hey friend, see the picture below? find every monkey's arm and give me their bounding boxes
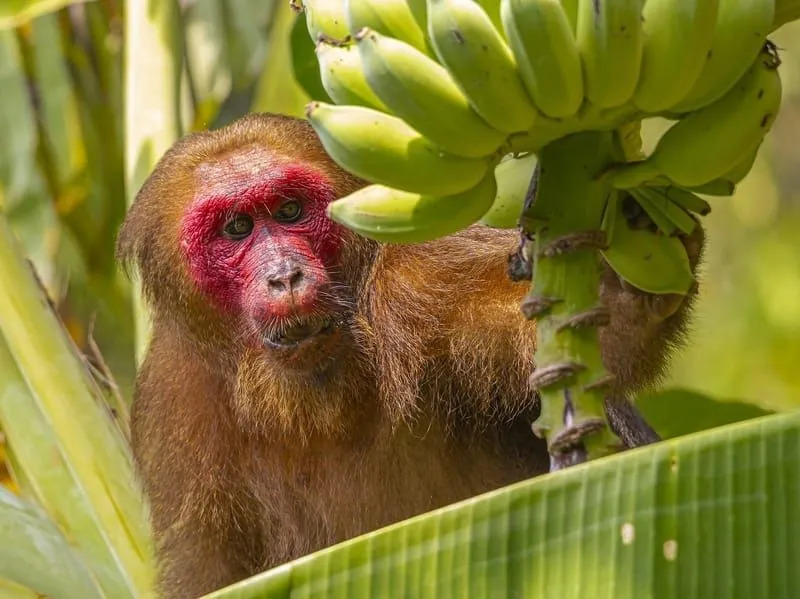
[414,224,704,444]
[131,327,263,598]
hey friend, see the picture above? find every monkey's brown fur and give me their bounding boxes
[118,114,701,598]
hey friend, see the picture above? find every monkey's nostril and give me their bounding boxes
[267,268,303,293]
[288,269,303,287]
[267,278,287,292]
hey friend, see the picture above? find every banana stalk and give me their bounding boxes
[520,131,620,468]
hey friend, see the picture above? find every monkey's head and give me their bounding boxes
[118,114,371,376]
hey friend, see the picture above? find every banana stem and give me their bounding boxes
[521,130,621,470]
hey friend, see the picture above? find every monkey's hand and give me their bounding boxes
[598,194,705,397]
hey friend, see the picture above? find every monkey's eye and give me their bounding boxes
[222,213,254,240]
[274,200,302,223]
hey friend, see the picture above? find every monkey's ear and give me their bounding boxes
[116,182,162,281]
[116,207,145,279]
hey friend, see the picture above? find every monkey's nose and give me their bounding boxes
[267,267,304,294]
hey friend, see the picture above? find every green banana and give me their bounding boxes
[480,152,538,228]
[426,0,538,133]
[721,142,762,184]
[628,190,676,236]
[684,142,761,196]
[631,187,697,236]
[576,0,644,108]
[609,44,782,189]
[327,173,497,243]
[306,102,490,196]
[500,0,584,119]
[316,39,388,111]
[601,195,694,296]
[354,29,505,158]
[345,0,430,54]
[653,187,712,217]
[671,0,775,113]
[687,146,760,196]
[633,0,719,113]
[684,179,736,197]
[303,0,350,41]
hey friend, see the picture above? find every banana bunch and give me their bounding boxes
[325,151,536,242]
[608,42,782,191]
[298,0,783,244]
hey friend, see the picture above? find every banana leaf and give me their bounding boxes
[0,214,155,597]
[205,410,800,598]
[0,486,101,598]
[0,334,139,598]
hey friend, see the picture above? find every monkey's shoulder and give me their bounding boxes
[379,225,519,283]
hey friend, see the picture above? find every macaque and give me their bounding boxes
[117,113,702,598]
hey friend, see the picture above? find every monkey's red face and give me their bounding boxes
[180,147,349,359]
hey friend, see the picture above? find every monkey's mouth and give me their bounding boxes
[262,316,335,349]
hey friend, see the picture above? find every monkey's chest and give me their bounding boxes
[244,421,543,566]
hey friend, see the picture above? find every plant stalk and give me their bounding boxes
[520,130,621,470]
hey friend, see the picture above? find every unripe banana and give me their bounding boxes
[653,187,712,217]
[306,102,490,196]
[671,0,775,113]
[500,0,583,119]
[631,187,697,236]
[355,29,505,159]
[303,0,350,41]
[481,152,538,228]
[686,143,761,196]
[633,0,719,113]
[721,142,761,184]
[426,0,538,133]
[327,173,497,243]
[685,179,736,197]
[609,45,782,189]
[316,40,388,111]
[345,0,429,54]
[576,0,644,108]
[601,195,694,296]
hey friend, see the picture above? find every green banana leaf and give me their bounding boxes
[0,335,138,598]
[0,486,100,598]
[0,213,155,597]
[206,410,800,598]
